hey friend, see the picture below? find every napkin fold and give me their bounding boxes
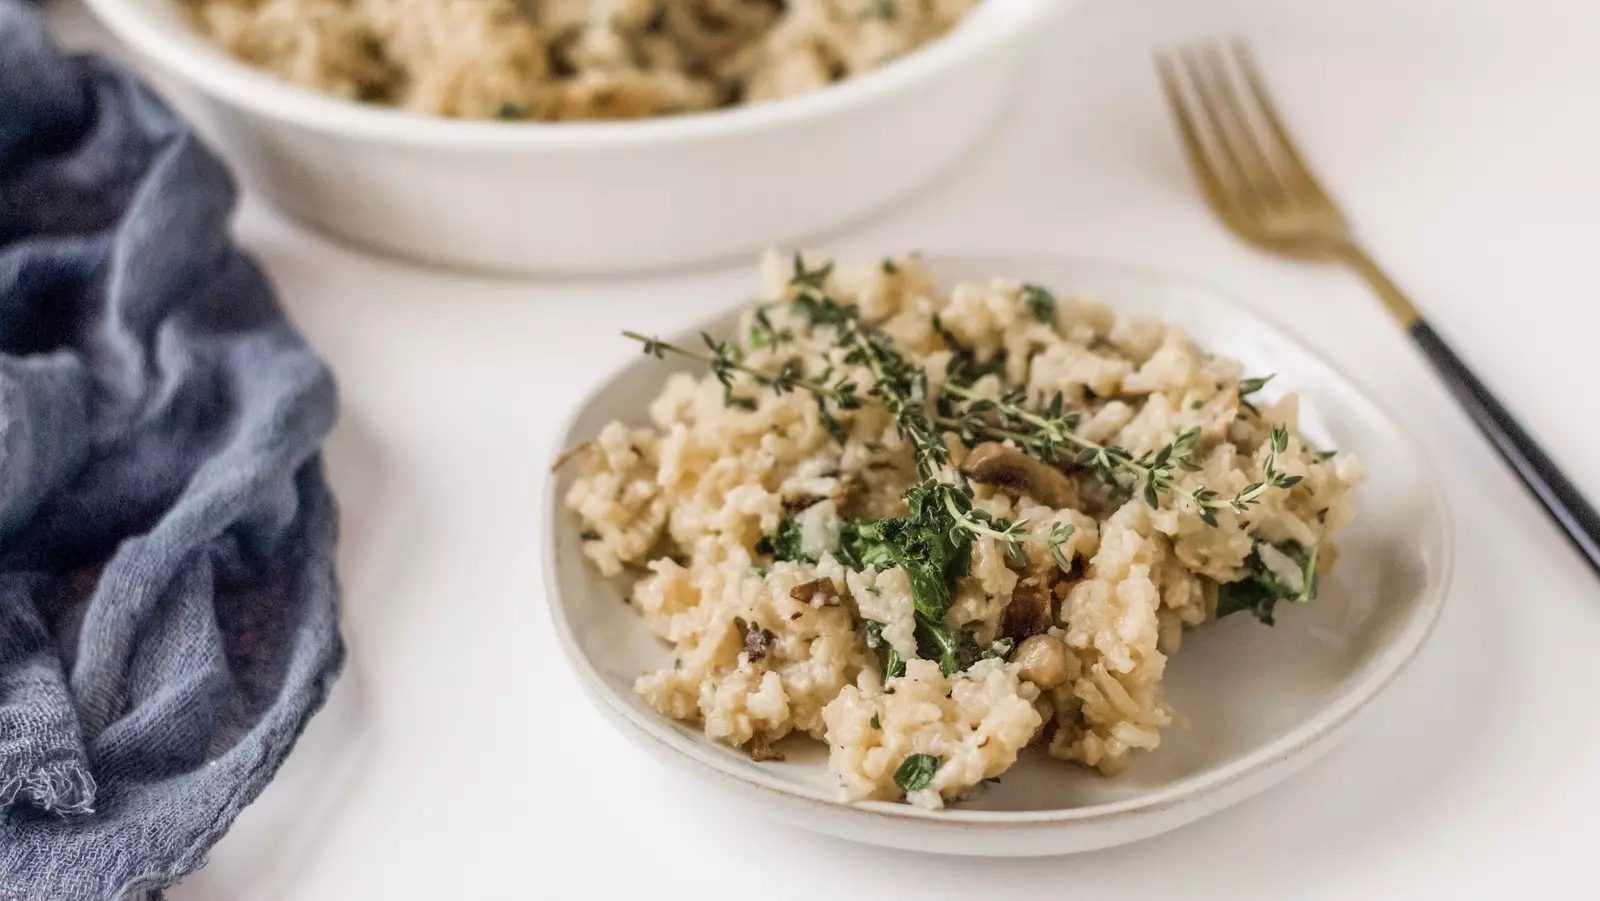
[0,3,344,898]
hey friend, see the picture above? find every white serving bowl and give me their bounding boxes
[543,255,1452,856]
[81,0,1070,274]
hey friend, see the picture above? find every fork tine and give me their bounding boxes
[1178,46,1275,211]
[1194,44,1291,207]
[1154,52,1252,236]
[1228,42,1340,209]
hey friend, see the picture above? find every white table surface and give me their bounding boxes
[44,0,1600,898]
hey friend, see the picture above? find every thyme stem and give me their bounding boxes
[621,331,851,402]
[938,382,1220,518]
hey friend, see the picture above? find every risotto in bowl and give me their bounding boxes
[544,252,1450,855]
[80,0,1069,272]
[181,0,986,122]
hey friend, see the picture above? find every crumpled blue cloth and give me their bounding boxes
[0,2,344,898]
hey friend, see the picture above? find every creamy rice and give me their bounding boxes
[183,0,978,121]
[566,251,1363,807]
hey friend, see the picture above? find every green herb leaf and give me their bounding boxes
[1297,544,1320,603]
[1238,374,1275,396]
[863,621,885,649]
[790,253,835,292]
[893,753,941,793]
[870,714,881,729]
[748,308,794,350]
[982,636,1015,660]
[1021,284,1056,323]
[755,516,813,563]
[837,519,895,571]
[838,482,972,626]
[885,644,905,678]
[917,616,962,675]
[1216,540,1319,625]
[635,334,669,359]
[940,338,1008,389]
[864,620,905,679]
[1047,521,1076,572]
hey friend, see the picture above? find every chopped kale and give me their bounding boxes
[894,753,941,793]
[1216,540,1319,625]
[754,515,812,563]
[1021,284,1056,323]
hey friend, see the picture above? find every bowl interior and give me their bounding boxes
[545,255,1449,820]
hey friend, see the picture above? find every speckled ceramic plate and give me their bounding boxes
[542,255,1451,856]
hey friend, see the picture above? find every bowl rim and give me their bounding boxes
[540,252,1455,828]
[79,0,1059,151]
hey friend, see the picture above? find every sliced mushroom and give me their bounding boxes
[746,733,785,762]
[835,471,864,509]
[959,442,1078,508]
[781,471,863,516]
[790,578,837,605]
[1002,581,1054,641]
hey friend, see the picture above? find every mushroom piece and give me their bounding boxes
[1013,634,1070,690]
[790,578,837,605]
[1002,581,1054,641]
[736,617,775,662]
[746,733,785,762]
[959,442,1077,508]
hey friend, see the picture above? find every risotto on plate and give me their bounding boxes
[563,251,1363,808]
[183,0,979,120]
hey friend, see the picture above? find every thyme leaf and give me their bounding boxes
[1238,374,1275,396]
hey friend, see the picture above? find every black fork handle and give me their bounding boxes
[1410,319,1600,578]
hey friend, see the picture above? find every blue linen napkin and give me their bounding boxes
[0,2,344,898]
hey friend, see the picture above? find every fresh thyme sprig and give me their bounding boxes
[622,254,1319,668]
[624,329,862,440]
[937,381,1300,526]
[784,261,1036,551]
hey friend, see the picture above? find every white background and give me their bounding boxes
[45,0,1600,898]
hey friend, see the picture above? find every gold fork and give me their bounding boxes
[1156,42,1600,579]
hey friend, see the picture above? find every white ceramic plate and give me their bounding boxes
[543,255,1452,856]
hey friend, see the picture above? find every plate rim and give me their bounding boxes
[541,253,1454,828]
